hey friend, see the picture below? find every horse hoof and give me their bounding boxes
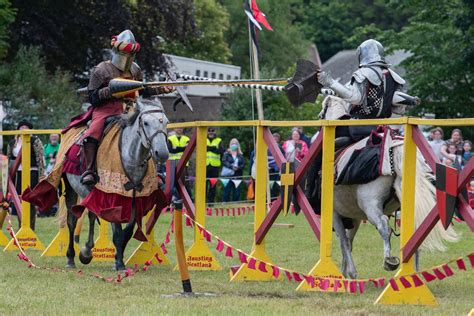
[79,247,93,265]
[65,262,76,269]
[384,256,400,271]
[112,263,126,272]
[74,235,80,243]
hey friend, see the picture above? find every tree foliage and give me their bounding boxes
[0,46,79,129]
[6,0,201,78]
[0,0,15,58]
[300,0,410,61]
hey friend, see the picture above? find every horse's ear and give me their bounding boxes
[135,97,144,112]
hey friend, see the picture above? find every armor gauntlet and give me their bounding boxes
[88,87,111,107]
[141,86,169,97]
[318,71,364,104]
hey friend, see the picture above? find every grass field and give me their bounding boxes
[0,208,473,315]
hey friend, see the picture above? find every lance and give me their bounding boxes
[78,59,321,107]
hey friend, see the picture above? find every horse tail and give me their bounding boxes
[392,145,459,252]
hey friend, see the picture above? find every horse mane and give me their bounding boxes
[119,97,164,127]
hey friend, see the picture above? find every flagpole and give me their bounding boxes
[249,0,264,120]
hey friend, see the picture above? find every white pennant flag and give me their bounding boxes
[232,179,243,187]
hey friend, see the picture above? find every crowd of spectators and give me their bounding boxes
[428,127,471,169]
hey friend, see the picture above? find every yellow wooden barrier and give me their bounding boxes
[4,134,44,251]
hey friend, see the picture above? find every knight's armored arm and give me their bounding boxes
[391,91,421,115]
[88,68,112,107]
[318,71,365,105]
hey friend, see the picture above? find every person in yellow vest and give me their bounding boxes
[206,127,225,203]
[167,127,192,198]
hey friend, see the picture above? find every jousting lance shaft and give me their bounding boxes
[108,78,290,98]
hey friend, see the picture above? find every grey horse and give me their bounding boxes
[64,98,169,270]
[307,96,458,279]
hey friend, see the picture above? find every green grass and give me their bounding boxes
[0,208,473,315]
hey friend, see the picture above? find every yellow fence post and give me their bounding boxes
[231,124,277,281]
[297,124,344,291]
[91,218,116,262]
[126,210,169,266]
[375,123,437,305]
[4,132,44,251]
[184,125,221,270]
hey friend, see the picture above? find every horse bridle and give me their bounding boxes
[137,109,168,151]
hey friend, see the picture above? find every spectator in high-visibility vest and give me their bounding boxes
[168,127,192,198]
[206,127,225,203]
[168,127,189,162]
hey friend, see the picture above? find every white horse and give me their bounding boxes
[308,96,458,278]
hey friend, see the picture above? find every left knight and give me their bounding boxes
[81,29,171,186]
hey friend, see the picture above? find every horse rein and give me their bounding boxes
[137,109,168,150]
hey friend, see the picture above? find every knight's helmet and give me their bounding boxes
[356,39,386,67]
[110,29,140,72]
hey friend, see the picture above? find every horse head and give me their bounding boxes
[133,97,169,163]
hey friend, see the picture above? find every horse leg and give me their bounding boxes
[111,223,126,271]
[365,210,399,271]
[79,211,96,265]
[333,212,357,278]
[65,181,78,268]
[346,219,361,252]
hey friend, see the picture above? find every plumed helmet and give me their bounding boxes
[110,29,140,72]
[356,39,386,67]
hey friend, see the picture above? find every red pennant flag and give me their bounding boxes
[209,178,218,188]
[293,272,303,282]
[154,253,163,264]
[343,280,349,291]
[399,276,412,288]
[421,271,436,282]
[221,208,224,216]
[198,226,203,234]
[165,232,170,244]
[411,274,424,287]
[389,278,399,291]
[216,239,225,252]
[433,268,446,280]
[468,254,474,267]
[320,278,330,291]
[160,243,168,255]
[333,279,341,292]
[349,281,357,294]
[238,250,248,264]
[271,265,280,279]
[206,208,212,216]
[304,276,315,288]
[232,208,236,216]
[456,258,466,271]
[442,264,454,277]
[248,258,257,270]
[225,245,233,257]
[285,270,292,281]
[369,278,378,287]
[358,281,366,294]
[185,217,192,227]
[251,0,273,31]
[258,261,268,273]
[238,208,241,215]
[378,278,385,287]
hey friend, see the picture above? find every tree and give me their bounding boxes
[300,0,410,61]
[6,0,199,79]
[167,0,231,63]
[0,46,80,130]
[0,0,15,58]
